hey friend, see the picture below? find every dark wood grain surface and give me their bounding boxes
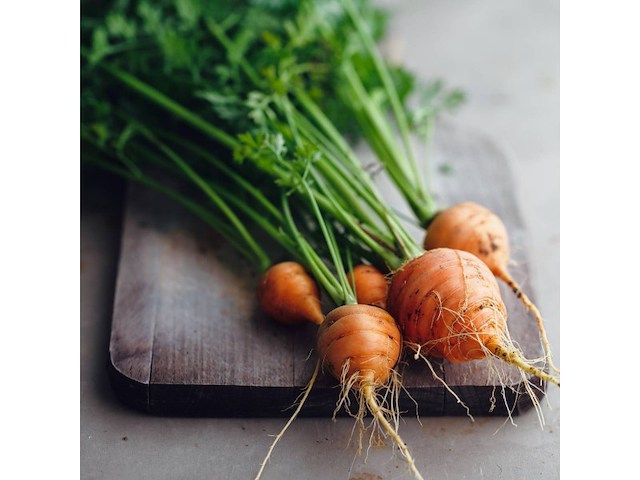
[108,123,545,417]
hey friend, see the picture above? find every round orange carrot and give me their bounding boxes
[424,202,509,275]
[423,201,559,373]
[317,304,401,384]
[256,303,422,480]
[387,248,558,386]
[347,264,389,309]
[317,304,423,479]
[257,261,324,326]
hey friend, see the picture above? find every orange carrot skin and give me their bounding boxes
[347,264,388,309]
[387,248,507,362]
[257,262,324,326]
[424,202,510,277]
[317,304,401,385]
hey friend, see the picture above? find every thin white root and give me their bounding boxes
[475,332,548,430]
[408,344,474,423]
[362,382,424,480]
[498,268,561,375]
[254,359,321,480]
[413,343,422,361]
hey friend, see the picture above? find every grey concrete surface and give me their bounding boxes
[80,1,559,478]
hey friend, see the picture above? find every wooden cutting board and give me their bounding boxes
[108,123,547,417]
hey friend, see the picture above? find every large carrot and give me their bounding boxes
[387,248,559,387]
[423,201,559,373]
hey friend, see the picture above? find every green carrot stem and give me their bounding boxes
[290,96,413,248]
[281,195,343,305]
[342,0,423,192]
[277,97,388,240]
[106,66,395,258]
[340,63,413,181]
[292,88,360,165]
[301,181,356,305]
[314,159,394,248]
[97,29,424,273]
[288,100,420,262]
[212,183,299,260]
[310,171,402,268]
[203,21,406,238]
[341,63,436,223]
[344,83,426,220]
[161,133,284,223]
[103,64,239,149]
[82,151,265,269]
[140,131,271,271]
[290,107,394,240]
[205,19,417,255]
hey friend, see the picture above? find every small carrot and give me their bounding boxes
[347,264,389,309]
[257,261,324,326]
[423,201,559,373]
[387,248,559,388]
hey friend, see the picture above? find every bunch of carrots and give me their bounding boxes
[81,1,559,478]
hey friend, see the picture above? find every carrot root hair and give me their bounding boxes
[421,302,559,387]
[332,368,423,480]
[406,341,474,422]
[362,381,424,480]
[496,266,560,375]
[254,359,321,480]
[405,300,553,427]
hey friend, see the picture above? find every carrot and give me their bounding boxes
[317,304,423,479]
[387,248,559,388]
[255,301,423,480]
[347,264,388,309]
[257,261,324,326]
[317,304,401,384]
[423,201,559,373]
